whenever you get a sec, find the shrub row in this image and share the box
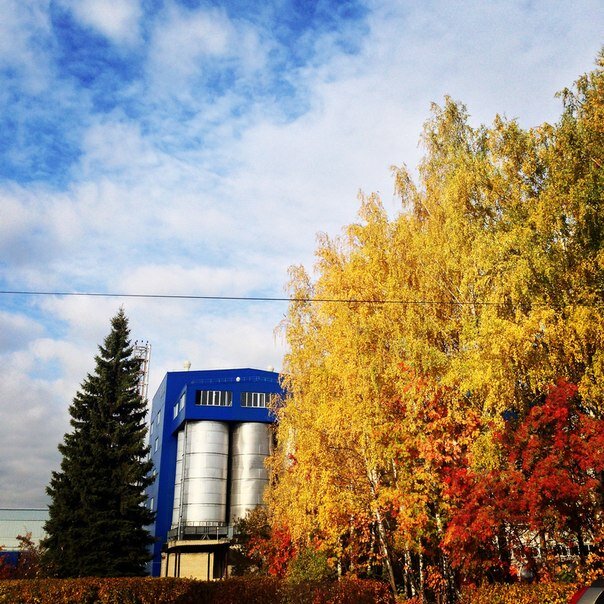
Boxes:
[287,577,393,603]
[3,576,579,603]
[0,576,393,604]
[458,582,579,604]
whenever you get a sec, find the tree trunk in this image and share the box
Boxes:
[365,464,397,595]
[419,549,425,601]
[576,527,588,564]
[373,504,397,595]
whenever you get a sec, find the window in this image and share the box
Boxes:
[173,393,185,418]
[195,390,232,406]
[154,437,159,452]
[150,497,154,510]
[156,410,161,426]
[241,392,271,408]
[149,420,154,436]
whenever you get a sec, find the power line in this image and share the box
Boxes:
[0,289,508,305]
[5,289,593,307]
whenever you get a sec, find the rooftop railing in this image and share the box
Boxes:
[167,521,234,542]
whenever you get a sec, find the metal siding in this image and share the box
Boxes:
[172,421,229,525]
[229,422,271,522]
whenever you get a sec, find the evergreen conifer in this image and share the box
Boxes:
[43,309,154,577]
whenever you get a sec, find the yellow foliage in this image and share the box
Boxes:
[268,55,604,594]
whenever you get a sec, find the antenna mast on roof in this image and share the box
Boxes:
[132,340,151,403]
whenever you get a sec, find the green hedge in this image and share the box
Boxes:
[0,576,393,604]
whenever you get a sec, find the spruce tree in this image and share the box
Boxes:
[43,309,154,577]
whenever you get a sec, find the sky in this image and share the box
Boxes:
[0,0,602,509]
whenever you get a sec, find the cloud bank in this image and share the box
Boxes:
[0,0,602,507]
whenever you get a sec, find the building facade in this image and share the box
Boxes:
[146,367,282,578]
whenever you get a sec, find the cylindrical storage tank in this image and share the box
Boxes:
[229,422,271,523]
[172,429,185,527]
[172,421,229,527]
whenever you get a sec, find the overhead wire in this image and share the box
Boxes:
[0,288,575,306]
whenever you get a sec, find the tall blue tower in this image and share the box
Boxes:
[146,367,282,578]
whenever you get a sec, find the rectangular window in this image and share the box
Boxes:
[149,420,154,436]
[240,392,271,408]
[150,497,154,510]
[156,410,161,426]
[154,437,159,452]
[173,403,179,418]
[178,392,185,413]
[195,390,232,407]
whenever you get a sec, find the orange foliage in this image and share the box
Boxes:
[0,576,393,604]
[248,525,296,577]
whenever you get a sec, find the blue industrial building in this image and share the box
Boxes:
[146,367,282,578]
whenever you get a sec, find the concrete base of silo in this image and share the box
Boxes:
[161,539,230,580]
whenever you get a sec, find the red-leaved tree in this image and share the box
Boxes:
[443,380,604,582]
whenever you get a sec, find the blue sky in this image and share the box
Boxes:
[0,0,602,507]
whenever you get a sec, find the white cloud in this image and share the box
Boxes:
[0,311,44,353]
[142,304,285,387]
[147,4,234,93]
[0,189,36,259]
[37,296,123,345]
[1,0,603,509]
[145,2,268,101]
[361,0,604,129]
[30,337,99,383]
[0,336,81,507]
[0,0,52,93]
[201,311,284,370]
[119,264,262,297]
[80,118,162,176]
[59,0,143,46]
[0,185,81,274]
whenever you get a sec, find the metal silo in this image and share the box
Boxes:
[172,421,229,528]
[229,422,271,522]
[171,428,185,528]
